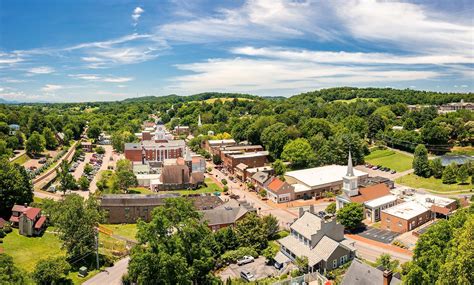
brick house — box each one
[265,177,295,203]
[223,151,269,173]
[9,205,47,237]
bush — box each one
[94,146,105,154]
[0,230,5,238]
[220,247,258,263]
[325,202,336,214]
[221,178,228,185]
[223,185,229,192]
[3,222,12,233]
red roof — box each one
[24,207,41,220]
[12,205,27,212]
[34,216,47,229]
[9,216,19,223]
[350,183,391,203]
[267,178,290,194]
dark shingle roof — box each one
[341,259,401,285]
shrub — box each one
[94,146,105,154]
[220,247,258,263]
[3,222,12,233]
[0,230,5,238]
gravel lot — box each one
[218,257,279,281]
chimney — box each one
[383,270,393,285]
[309,205,315,214]
[24,203,28,208]
[299,207,304,218]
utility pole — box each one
[94,227,99,270]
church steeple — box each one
[198,114,202,127]
[343,150,359,197]
[346,151,354,177]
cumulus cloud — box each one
[27,66,55,75]
[41,84,63,92]
[132,7,145,26]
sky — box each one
[0,0,473,102]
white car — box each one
[240,270,256,282]
[237,256,255,266]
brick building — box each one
[223,151,269,173]
[124,140,185,163]
[201,139,236,155]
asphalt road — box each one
[346,236,412,263]
[83,257,130,285]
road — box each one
[346,236,412,263]
[83,257,129,285]
[9,150,25,162]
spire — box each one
[346,151,354,177]
[185,147,192,161]
[198,114,202,127]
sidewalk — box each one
[346,233,413,256]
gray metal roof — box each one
[341,259,401,285]
[439,155,474,167]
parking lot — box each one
[358,227,400,244]
[218,257,279,281]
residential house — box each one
[55,132,65,144]
[9,205,47,237]
[277,206,356,273]
[8,124,20,135]
[201,199,256,231]
[341,259,401,285]
[265,177,295,203]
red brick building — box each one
[124,140,185,163]
[223,151,269,173]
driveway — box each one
[357,227,399,244]
[83,257,129,285]
[218,257,278,281]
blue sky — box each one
[0,0,473,102]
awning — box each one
[274,251,291,264]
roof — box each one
[285,165,367,188]
[201,200,253,226]
[24,207,41,220]
[266,178,293,195]
[290,211,323,240]
[439,155,474,166]
[350,183,391,204]
[34,216,47,229]
[278,235,344,266]
[341,259,401,285]
[187,195,224,210]
[220,145,263,151]
[12,205,27,212]
[252,171,270,184]
[364,195,398,208]
[274,251,291,264]
[235,163,248,171]
[100,194,180,207]
[229,151,269,159]
[382,201,429,220]
[208,139,236,145]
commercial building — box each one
[380,194,457,233]
[201,139,237,155]
[265,177,295,203]
[223,151,269,174]
[250,171,272,192]
[277,207,355,273]
[124,140,185,163]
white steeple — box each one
[198,114,202,127]
[185,147,192,161]
[343,151,359,197]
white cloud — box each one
[0,52,25,68]
[132,7,145,26]
[41,84,63,92]
[69,74,133,83]
[27,66,55,75]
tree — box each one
[442,163,458,184]
[94,146,105,154]
[368,113,385,139]
[325,202,336,214]
[457,164,469,184]
[336,203,364,231]
[50,194,103,258]
[281,138,315,169]
[263,214,279,240]
[430,158,443,179]
[234,213,268,252]
[56,161,76,194]
[78,176,90,190]
[212,154,222,165]
[0,159,33,216]
[129,198,217,284]
[42,127,58,150]
[413,144,431,178]
[0,140,12,159]
[115,159,138,192]
[272,159,287,176]
[0,253,27,284]
[262,244,278,262]
[33,256,71,285]
[87,125,101,139]
[403,118,417,131]
[84,163,93,175]
[295,256,309,274]
[25,131,45,156]
[375,254,399,272]
[261,123,289,159]
[214,226,238,253]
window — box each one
[340,255,347,264]
[333,259,338,268]
[398,222,402,227]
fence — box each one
[271,272,328,285]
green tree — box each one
[272,159,287,176]
[336,203,364,231]
[442,163,458,184]
[430,158,443,179]
[457,164,470,184]
[295,256,309,274]
[84,163,93,175]
[115,159,138,192]
[0,253,27,284]
[413,144,431,178]
[263,214,279,240]
[25,131,45,156]
[325,202,336,214]
[33,256,71,285]
[50,194,103,258]
[368,113,385,140]
[403,118,417,131]
[214,226,238,253]
[234,213,268,252]
[87,125,101,139]
[0,140,12,159]
[78,176,90,190]
[281,138,315,169]
[56,161,76,194]
[0,159,33,216]
[129,198,217,284]
[261,123,289,159]
[212,154,222,165]
[262,244,278,262]
[43,127,58,150]
[375,253,399,272]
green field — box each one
[395,173,473,193]
[158,178,222,195]
[102,223,138,241]
[365,149,413,172]
[128,187,154,194]
[10,153,30,165]
[334,97,380,103]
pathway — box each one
[83,257,130,285]
[9,150,26,162]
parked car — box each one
[371,166,378,170]
[237,256,255,266]
[47,186,56,193]
[390,170,397,174]
[240,270,256,282]
[38,157,47,164]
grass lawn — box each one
[11,153,30,165]
[365,149,413,172]
[128,187,154,194]
[395,173,473,193]
[158,178,222,195]
[102,223,138,241]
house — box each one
[336,153,398,222]
[277,206,356,273]
[81,141,93,152]
[341,259,401,285]
[251,171,271,192]
[8,124,20,135]
[265,177,295,203]
[438,99,474,113]
[284,154,368,200]
[201,199,256,231]
[9,205,47,237]
[234,163,249,181]
[174,126,190,136]
[380,194,457,233]
[55,132,65,144]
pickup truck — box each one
[237,256,255,266]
